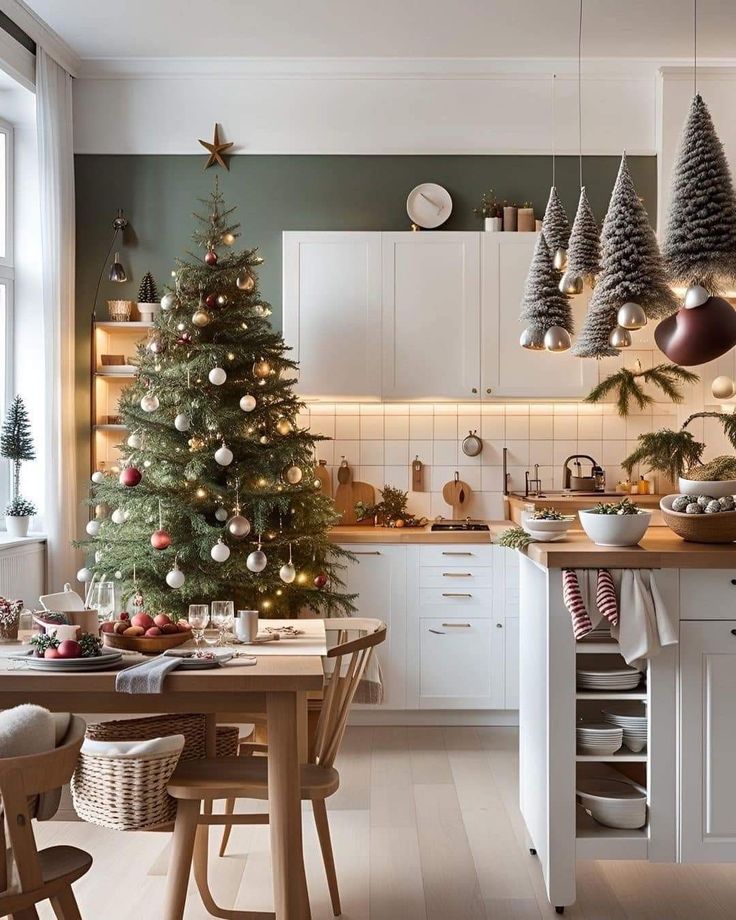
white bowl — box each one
[578,509,652,547]
[521,514,575,542]
[678,477,736,499]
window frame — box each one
[0,118,15,517]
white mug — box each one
[234,610,259,643]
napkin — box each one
[115,654,183,694]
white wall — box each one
[72,58,659,155]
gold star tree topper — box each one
[198,124,233,170]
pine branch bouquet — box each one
[584,363,699,417]
[79,181,355,619]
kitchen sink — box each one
[430,521,490,532]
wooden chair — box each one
[0,715,91,919]
[164,618,386,919]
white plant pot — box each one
[484,217,502,232]
[138,302,160,323]
[678,477,736,498]
[5,515,30,537]
[578,509,652,547]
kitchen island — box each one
[519,529,736,912]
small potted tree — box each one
[474,190,502,231]
[137,271,159,322]
[1,395,37,537]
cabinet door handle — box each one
[441,622,472,628]
[731,629,736,636]
[731,579,736,586]
[442,572,472,577]
[442,592,473,598]
[442,552,473,556]
[496,622,504,629]
[471,388,478,394]
[353,551,382,555]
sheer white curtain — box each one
[36,48,77,589]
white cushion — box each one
[81,734,185,759]
[0,704,54,757]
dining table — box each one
[0,635,326,920]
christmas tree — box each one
[138,271,158,304]
[0,395,35,503]
[573,154,678,358]
[81,182,354,619]
[566,187,600,284]
[520,233,574,335]
[663,95,736,291]
[542,186,570,255]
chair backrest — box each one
[0,715,86,897]
[312,618,386,769]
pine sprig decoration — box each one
[622,429,704,482]
[682,411,736,451]
[663,95,736,291]
[573,154,679,358]
[585,363,700,417]
[542,186,570,255]
[496,527,535,551]
[520,233,574,335]
[566,187,600,283]
[137,272,158,304]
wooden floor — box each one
[32,726,736,919]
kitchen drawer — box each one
[418,617,504,708]
[680,570,736,619]
[419,545,493,567]
[419,587,493,610]
[419,566,494,589]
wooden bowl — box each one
[102,630,191,655]
[660,494,736,543]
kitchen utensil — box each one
[314,459,332,494]
[562,454,599,492]
[461,430,483,457]
[442,471,472,519]
[234,610,259,643]
[412,456,425,492]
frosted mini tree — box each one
[663,95,736,291]
[573,154,678,358]
[0,395,35,503]
[520,233,574,337]
[542,186,570,258]
[81,182,353,619]
[566,187,600,285]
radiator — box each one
[0,539,46,605]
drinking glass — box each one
[90,581,115,624]
[211,601,234,646]
[188,605,210,649]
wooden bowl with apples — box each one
[100,612,192,654]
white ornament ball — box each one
[239,394,257,412]
[215,506,228,522]
[77,567,92,583]
[161,291,177,311]
[85,519,101,537]
[127,432,142,449]
[226,514,251,538]
[115,570,123,579]
[166,565,186,589]
[211,539,231,563]
[111,508,126,525]
[174,413,191,432]
[684,284,710,309]
[285,465,303,484]
[279,561,296,584]
[209,367,227,386]
[247,549,268,573]
[712,375,736,400]
[215,444,234,466]
[91,471,105,484]
[140,393,160,412]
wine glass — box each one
[90,581,115,624]
[188,605,210,649]
[211,601,234,646]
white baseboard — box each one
[349,709,519,727]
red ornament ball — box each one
[151,529,172,550]
[205,293,217,309]
[120,466,142,488]
[205,250,218,266]
[313,573,329,589]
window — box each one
[0,119,14,515]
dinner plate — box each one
[11,647,123,671]
[163,649,236,669]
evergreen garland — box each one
[662,95,736,291]
[566,187,601,283]
[542,186,570,255]
[573,154,678,358]
[138,272,158,304]
[0,395,35,502]
[584,363,699,417]
[520,233,574,335]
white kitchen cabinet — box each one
[381,232,481,399]
[480,233,597,398]
[282,231,382,398]
[504,616,520,709]
[339,545,407,709]
[680,619,736,861]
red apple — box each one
[100,621,116,634]
[131,613,154,630]
[57,639,82,659]
[119,611,130,621]
[176,620,191,632]
[162,623,178,635]
[153,614,172,628]
[123,626,145,637]
[44,648,61,659]
[145,626,162,637]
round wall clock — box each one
[406,183,453,229]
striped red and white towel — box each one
[562,569,619,639]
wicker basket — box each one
[107,299,133,322]
[660,494,736,543]
[71,714,239,831]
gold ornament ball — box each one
[253,359,271,379]
[285,465,303,485]
[222,232,236,246]
[553,247,568,271]
[236,269,255,292]
[275,418,293,435]
[559,271,583,295]
[608,325,632,349]
[192,309,211,328]
[712,375,736,400]
[520,327,545,350]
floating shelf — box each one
[575,807,648,860]
[576,690,647,700]
[94,321,154,331]
[575,641,620,654]
[576,751,647,762]
[93,424,127,432]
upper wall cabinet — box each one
[480,233,598,398]
[282,232,382,399]
[381,233,480,400]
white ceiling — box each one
[19,0,736,61]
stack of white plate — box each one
[602,708,648,753]
[576,777,647,829]
[576,722,623,755]
[576,666,642,691]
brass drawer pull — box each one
[442,593,472,598]
[442,572,472,577]
[441,622,472,628]
[353,551,382,555]
[442,552,473,556]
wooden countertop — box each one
[329,523,511,544]
[507,492,663,506]
[526,528,736,569]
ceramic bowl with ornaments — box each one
[579,499,652,547]
[521,508,576,542]
[100,612,192,654]
[678,456,736,499]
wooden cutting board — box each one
[314,460,332,495]
[442,472,472,519]
[334,460,376,525]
